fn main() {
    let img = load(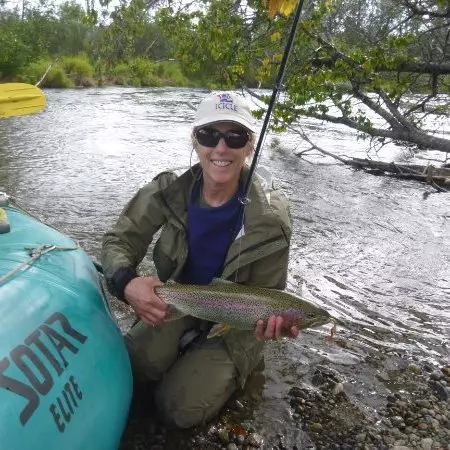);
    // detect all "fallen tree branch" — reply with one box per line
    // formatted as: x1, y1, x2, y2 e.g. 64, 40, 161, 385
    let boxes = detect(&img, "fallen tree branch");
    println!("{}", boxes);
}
242, 86, 449, 191
347, 158, 450, 188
